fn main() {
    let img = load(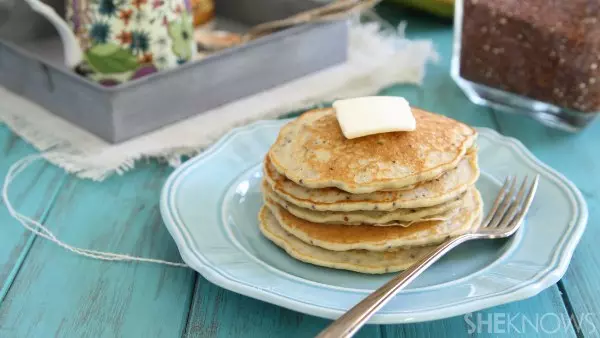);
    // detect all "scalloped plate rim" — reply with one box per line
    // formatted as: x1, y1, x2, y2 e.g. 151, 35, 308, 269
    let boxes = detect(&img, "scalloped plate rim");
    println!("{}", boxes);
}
160, 119, 588, 324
